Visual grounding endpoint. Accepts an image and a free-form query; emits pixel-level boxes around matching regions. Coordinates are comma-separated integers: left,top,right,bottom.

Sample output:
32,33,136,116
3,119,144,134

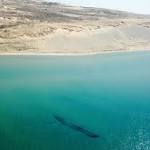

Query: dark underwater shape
53,115,99,138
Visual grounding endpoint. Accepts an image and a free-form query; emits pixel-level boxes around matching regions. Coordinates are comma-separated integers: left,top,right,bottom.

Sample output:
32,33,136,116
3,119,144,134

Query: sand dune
30,25,150,53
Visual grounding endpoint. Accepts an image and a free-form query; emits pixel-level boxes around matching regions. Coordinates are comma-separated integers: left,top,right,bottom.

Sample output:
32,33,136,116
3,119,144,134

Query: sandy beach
0,49,150,56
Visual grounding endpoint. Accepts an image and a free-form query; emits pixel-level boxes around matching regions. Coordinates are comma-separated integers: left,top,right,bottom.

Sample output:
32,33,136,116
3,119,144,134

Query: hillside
0,0,150,54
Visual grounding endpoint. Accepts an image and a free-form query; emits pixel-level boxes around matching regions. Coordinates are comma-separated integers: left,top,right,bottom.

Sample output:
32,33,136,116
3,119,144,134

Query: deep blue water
0,51,150,150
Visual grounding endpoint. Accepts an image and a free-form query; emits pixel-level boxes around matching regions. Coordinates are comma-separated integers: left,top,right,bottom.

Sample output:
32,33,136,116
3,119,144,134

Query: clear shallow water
0,51,150,150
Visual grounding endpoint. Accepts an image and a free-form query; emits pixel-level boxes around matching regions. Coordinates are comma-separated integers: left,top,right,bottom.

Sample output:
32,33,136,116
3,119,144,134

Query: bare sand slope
30,25,150,53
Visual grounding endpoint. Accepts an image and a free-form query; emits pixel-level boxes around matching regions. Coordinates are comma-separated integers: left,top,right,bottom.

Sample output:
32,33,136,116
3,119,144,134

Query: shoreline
0,49,150,56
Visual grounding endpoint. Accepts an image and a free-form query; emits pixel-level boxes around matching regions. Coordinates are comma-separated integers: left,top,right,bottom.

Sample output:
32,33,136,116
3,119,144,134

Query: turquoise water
0,51,150,150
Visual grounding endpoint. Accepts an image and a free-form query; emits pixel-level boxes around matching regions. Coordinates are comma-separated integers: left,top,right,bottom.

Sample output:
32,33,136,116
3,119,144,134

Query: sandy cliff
0,0,150,54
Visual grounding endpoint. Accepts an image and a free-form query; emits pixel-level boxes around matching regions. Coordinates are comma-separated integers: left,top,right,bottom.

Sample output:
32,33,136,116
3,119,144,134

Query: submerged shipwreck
53,115,99,138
